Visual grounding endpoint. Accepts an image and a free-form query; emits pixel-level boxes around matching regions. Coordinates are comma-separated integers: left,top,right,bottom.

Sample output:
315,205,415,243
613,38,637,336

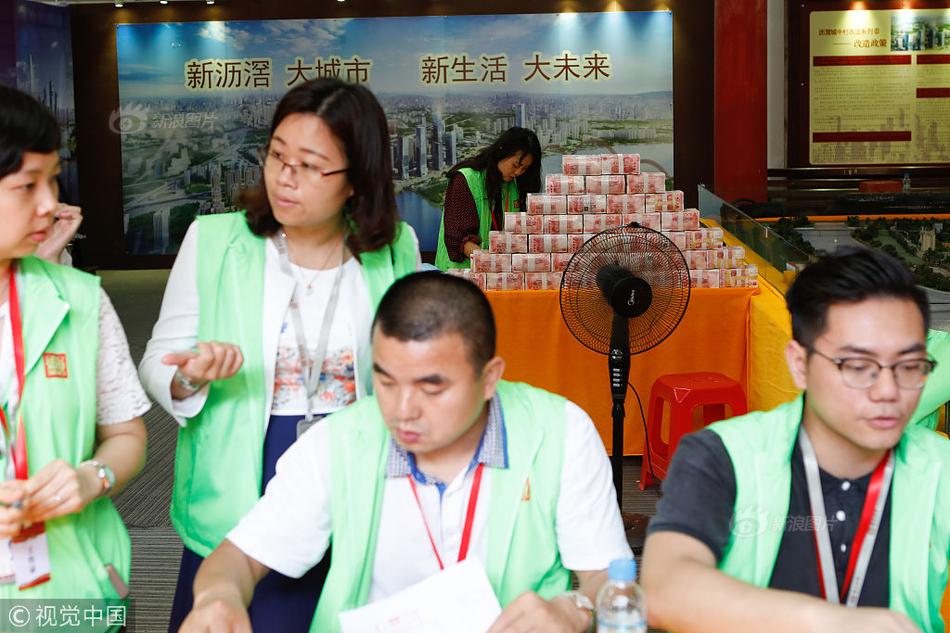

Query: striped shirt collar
386,393,508,485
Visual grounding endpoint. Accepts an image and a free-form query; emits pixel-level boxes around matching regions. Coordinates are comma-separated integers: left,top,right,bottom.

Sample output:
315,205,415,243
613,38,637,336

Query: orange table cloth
486,288,757,455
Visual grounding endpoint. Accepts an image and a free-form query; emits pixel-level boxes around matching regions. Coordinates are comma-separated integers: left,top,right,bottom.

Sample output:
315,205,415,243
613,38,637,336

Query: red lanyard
407,462,485,570
0,265,29,480
800,428,893,606
837,454,889,601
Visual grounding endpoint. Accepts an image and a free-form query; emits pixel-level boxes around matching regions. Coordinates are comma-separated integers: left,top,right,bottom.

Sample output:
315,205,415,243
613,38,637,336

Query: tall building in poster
392,134,412,180
211,163,223,212
415,125,427,177
444,131,457,167
431,115,446,170
432,137,444,171
515,103,526,128
154,207,170,254
401,136,412,179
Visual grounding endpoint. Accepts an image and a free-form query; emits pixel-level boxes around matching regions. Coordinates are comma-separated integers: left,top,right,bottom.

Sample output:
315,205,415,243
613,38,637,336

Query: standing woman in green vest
435,127,541,270
138,79,420,632
0,86,148,615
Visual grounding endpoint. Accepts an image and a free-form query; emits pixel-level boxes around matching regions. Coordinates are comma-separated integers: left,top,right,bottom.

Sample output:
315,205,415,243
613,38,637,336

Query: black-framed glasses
257,147,348,185
810,348,937,390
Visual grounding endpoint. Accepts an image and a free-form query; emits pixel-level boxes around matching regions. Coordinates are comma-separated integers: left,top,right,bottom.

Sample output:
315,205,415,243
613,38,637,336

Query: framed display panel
790,1,950,167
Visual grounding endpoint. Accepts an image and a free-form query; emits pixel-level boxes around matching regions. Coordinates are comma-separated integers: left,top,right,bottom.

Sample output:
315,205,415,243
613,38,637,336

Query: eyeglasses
810,348,937,390
257,147,348,185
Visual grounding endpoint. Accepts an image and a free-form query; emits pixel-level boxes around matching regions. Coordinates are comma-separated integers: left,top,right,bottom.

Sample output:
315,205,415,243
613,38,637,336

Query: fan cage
559,224,691,356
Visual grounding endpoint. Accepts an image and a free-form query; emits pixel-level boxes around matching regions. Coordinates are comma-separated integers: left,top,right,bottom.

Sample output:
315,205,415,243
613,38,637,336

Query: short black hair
786,246,930,348
0,85,60,180
372,272,496,370
243,78,397,255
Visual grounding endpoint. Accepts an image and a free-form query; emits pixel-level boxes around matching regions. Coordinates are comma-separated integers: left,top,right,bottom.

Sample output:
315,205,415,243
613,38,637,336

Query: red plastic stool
639,372,747,490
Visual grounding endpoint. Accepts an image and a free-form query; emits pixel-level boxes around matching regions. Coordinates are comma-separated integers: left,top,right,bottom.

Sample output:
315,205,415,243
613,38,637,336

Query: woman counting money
435,127,541,270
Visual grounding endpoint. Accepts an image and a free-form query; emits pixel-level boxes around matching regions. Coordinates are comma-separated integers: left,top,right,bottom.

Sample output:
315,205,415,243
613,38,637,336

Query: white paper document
339,558,502,633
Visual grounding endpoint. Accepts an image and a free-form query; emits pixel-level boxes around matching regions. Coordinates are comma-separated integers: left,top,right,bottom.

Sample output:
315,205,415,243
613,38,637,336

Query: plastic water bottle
903,173,911,192
596,559,647,633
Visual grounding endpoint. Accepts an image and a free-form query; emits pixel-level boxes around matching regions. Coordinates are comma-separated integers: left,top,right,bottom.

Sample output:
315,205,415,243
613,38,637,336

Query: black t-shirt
647,429,891,606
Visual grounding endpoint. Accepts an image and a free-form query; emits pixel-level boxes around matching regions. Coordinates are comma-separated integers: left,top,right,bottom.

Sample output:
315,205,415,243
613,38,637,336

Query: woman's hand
23,460,101,524
463,239,482,257
0,481,27,538
163,341,244,399
35,204,83,263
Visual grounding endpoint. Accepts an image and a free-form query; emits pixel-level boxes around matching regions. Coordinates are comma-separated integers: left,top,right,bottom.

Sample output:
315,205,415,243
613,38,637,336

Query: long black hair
0,85,60,179
243,78,397,255
447,126,541,219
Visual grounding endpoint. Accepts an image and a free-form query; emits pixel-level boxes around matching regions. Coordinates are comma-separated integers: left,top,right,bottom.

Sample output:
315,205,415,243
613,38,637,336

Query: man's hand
487,591,591,633
179,588,252,633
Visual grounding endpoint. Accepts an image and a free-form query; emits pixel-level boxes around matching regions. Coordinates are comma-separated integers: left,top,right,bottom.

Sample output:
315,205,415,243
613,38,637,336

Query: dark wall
71,0,714,269
0,0,16,86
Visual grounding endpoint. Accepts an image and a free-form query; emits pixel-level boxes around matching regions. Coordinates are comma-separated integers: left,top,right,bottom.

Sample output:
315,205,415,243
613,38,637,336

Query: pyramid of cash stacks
446,153,759,291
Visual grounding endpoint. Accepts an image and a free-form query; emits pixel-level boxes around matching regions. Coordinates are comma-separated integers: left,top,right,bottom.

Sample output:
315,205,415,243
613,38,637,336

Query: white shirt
227,400,633,602
271,258,368,416
139,220,419,426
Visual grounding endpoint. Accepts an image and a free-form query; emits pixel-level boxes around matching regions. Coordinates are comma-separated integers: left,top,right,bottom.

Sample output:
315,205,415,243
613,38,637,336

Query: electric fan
559,223,691,508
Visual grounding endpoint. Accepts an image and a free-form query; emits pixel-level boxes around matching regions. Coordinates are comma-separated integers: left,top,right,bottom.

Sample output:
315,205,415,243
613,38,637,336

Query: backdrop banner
115,11,673,255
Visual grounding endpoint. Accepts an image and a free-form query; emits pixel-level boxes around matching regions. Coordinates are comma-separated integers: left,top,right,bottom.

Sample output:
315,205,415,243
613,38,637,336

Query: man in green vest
178,271,632,633
642,247,950,633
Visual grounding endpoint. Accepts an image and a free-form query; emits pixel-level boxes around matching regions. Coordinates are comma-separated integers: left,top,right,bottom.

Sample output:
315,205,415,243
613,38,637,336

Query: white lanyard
798,428,893,607
274,231,345,423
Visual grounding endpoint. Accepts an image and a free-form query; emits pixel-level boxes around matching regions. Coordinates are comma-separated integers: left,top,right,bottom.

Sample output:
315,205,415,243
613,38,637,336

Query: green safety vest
710,395,950,632
171,212,418,556
310,380,571,633
912,329,950,429
2,257,130,625
435,167,519,270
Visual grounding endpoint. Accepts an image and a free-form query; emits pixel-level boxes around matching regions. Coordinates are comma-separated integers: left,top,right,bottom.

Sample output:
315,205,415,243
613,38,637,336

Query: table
486,288,759,455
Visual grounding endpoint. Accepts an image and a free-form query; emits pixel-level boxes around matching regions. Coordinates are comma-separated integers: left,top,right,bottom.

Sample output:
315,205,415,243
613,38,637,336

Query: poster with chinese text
809,9,950,165
116,12,673,255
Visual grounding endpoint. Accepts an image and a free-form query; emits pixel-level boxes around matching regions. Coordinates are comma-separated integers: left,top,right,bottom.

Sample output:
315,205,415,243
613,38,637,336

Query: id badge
10,522,51,590
0,538,14,584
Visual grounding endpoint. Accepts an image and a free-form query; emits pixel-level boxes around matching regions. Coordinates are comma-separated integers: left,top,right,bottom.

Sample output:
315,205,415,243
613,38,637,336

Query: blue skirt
167,414,330,632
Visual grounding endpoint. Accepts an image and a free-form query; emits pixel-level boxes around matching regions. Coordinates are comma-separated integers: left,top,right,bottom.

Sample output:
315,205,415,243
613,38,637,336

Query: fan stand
608,314,650,552
560,227,691,554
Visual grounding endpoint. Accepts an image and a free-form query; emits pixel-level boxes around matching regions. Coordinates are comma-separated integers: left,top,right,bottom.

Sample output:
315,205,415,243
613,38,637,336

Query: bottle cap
608,558,636,582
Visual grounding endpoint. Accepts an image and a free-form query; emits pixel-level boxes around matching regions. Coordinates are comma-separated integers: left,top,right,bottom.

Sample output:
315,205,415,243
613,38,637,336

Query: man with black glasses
642,247,949,633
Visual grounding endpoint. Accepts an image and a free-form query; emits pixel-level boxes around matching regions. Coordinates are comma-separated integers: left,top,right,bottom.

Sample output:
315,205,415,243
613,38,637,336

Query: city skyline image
116,11,673,254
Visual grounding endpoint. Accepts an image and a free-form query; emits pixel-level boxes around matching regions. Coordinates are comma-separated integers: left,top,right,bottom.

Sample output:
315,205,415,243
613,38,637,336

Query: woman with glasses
435,126,541,270
139,79,420,632
0,86,148,613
